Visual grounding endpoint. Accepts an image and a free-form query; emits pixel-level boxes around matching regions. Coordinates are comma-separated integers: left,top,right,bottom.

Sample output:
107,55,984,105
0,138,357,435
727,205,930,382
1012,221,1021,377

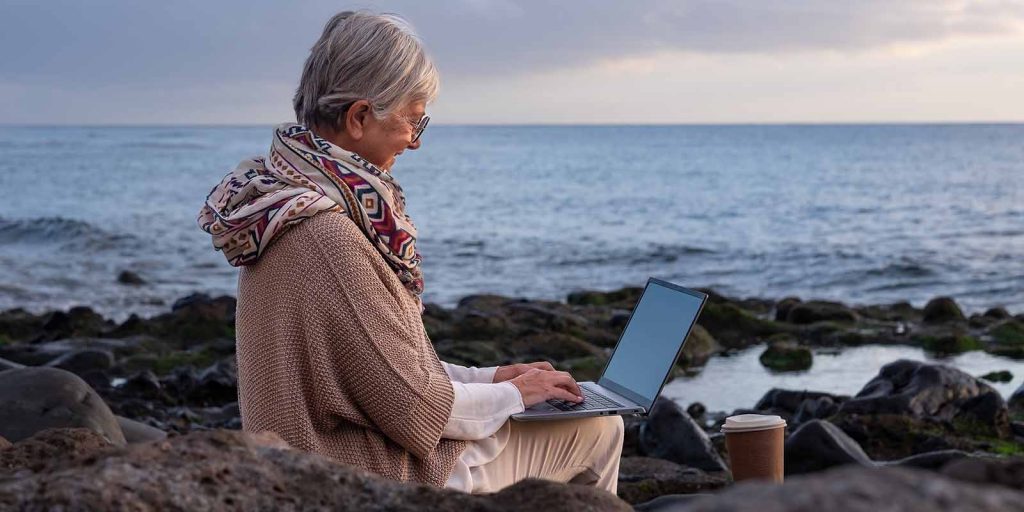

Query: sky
1,0,1023,124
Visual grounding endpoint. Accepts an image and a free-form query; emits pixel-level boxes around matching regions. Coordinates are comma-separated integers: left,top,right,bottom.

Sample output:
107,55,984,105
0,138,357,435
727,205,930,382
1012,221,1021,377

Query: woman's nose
407,138,421,151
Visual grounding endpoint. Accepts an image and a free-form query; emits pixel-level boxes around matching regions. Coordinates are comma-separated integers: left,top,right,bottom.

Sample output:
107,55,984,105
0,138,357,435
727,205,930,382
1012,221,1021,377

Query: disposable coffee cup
721,414,787,483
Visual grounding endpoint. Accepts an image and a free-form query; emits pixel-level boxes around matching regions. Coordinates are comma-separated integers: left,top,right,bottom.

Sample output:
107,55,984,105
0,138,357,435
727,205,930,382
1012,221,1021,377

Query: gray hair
293,11,439,129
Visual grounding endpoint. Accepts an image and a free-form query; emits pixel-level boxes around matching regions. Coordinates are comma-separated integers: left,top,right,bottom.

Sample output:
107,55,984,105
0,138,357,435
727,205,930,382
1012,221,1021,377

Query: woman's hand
493,361,556,383
509,369,584,407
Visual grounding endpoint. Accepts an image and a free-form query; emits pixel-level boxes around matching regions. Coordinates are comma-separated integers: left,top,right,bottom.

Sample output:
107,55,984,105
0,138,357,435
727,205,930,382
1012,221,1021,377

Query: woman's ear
344,100,373,141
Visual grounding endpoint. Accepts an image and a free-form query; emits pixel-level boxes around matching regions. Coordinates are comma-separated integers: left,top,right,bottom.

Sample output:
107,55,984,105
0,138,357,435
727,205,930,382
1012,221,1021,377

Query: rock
984,307,1011,320
988,320,1024,346
1010,383,1024,415
39,306,112,341
676,325,721,367
116,270,146,285
887,450,970,471
116,416,167,443
637,397,728,472
0,356,24,371
784,420,872,475
0,436,9,450
792,396,842,426
754,389,848,414
118,370,166,400
0,307,46,343
941,456,1024,491
676,465,1024,512
567,287,644,308
838,360,1009,437
785,301,857,325
634,494,708,512
0,428,114,473
434,339,505,367
922,297,965,324
0,367,126,446
774,297,801,322
686,403,707,423
919,332,983,354
43,348,115,374
980,370,1013,383
504,332,602,361
759,341,812,372
161,358,238,406
0,429,633,511
616,456,727,505
450,308,510,340
697,302,788,348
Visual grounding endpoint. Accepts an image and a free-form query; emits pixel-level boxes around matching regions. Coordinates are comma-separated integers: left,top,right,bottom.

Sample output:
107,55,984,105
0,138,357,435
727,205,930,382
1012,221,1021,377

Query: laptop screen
598,279,705,410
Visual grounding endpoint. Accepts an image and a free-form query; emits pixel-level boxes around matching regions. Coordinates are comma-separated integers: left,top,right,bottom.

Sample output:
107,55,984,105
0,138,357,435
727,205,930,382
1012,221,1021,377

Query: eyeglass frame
338,100,430,144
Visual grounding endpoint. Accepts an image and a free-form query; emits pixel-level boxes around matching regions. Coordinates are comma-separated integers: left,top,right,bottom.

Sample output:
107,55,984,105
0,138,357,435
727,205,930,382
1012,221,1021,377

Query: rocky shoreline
2,287,1024,510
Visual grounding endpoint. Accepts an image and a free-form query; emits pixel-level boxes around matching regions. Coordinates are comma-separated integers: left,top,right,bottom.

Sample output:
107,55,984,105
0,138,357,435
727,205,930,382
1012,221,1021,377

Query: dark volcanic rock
785,301,857,325
759,340,812,372
116,270,147,285
0,367,126,446
44,348,115,375
616,457,727,505
116,416,167,443
784,420,872,475
636,397,728,472
773,297,801,322
697,302,788,348
0,428,114,473
922,296,966,324
984,307,1012,320
980,370,1013,383
753,389,847,426
838,360,1009,437
39,306,112,342
1010,383,1024,415
941,456,1024,491
677,465,1024,512
0,429,632,511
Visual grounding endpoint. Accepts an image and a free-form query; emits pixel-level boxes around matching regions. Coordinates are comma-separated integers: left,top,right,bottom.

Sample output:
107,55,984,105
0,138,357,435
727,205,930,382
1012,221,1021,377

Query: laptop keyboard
547,387,625,411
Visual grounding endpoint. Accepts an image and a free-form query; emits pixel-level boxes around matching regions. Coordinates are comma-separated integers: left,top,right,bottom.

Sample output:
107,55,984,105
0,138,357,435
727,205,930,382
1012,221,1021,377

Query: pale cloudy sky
2,0,1023,124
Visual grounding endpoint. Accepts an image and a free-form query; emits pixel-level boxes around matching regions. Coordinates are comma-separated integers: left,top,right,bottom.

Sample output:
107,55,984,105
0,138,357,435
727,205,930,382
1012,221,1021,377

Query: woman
198,10,623,494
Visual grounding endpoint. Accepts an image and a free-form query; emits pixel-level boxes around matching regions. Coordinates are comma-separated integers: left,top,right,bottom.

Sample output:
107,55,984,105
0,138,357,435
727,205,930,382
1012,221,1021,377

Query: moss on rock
759,341,813,372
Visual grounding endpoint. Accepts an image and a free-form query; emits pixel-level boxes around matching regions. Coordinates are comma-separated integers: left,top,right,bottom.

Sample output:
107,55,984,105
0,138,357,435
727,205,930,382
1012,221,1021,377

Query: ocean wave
0,216,137,251
553,244,715,266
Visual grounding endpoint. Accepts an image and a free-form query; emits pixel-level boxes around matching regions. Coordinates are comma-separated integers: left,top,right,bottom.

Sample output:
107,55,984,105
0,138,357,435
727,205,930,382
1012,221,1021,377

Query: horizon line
3,120,1024,128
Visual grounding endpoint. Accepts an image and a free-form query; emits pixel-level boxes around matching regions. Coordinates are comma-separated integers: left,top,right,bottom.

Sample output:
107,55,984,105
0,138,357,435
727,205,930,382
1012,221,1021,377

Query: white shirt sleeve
442,381,525,440
441,361,499,384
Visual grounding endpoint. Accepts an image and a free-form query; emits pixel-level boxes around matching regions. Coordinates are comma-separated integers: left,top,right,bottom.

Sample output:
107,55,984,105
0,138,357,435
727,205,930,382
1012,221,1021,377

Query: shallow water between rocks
662,344,1024,413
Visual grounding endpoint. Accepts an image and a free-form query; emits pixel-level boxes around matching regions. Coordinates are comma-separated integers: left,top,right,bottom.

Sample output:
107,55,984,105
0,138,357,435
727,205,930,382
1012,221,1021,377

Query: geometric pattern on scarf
198,123,424,296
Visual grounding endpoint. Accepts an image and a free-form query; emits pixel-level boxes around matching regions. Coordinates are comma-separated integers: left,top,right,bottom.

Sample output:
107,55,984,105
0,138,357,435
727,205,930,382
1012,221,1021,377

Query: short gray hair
293,11,439,129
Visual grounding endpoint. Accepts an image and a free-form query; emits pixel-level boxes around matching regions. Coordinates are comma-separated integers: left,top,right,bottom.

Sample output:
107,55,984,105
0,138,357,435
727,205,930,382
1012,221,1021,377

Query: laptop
512,278,707,421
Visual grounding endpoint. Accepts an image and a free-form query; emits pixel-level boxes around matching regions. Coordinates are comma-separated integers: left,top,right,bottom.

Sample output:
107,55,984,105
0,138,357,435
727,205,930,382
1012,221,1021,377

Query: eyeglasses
403,113,430,144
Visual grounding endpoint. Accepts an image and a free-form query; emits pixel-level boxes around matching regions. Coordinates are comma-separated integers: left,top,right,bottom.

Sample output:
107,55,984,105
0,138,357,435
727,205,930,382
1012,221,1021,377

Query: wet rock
988,319,1024,347
838,360,1009,437
792,396,843,426
686,403,707,424
116,416,167,443
759,340,812,372
832,413,955,461
1010,383,1024,415
504,332,602,361
434,339,505,367
980,370,1013,383
755,389,849,415
984,307,1011,320
161,358,238,406
43,348,115,375
116,270,146,285
918,332,983,354
922,296,965,324
150,293,236,345
506,301,589,334
567,287,643,308
677,325,721,367
785,301,857,325
773,297,801,322
785,420,872,475
0,308,46,344
941,456,1024,491
450,308,510,340
560,354,607,382
0,367,126,446
887,450,970,471
677,465,1024,512
637,397,728,472
39,306,112,341
118,369,166,400
616,456,727,504
0,428,114,473
697,302,788,348
0,429,633,511
0,356,24,371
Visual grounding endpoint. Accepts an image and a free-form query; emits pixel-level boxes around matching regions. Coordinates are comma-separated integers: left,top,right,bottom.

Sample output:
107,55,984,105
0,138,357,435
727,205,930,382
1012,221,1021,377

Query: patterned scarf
198,123,424,296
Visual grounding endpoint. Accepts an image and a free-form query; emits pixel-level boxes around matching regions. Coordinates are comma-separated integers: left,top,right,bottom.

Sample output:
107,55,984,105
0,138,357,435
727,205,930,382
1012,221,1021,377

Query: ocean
1,124,1022,321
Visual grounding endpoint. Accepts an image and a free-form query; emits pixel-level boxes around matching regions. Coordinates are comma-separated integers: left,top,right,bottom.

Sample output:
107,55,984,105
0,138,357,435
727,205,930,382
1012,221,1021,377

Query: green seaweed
920,335,983,354
990,321,1024,346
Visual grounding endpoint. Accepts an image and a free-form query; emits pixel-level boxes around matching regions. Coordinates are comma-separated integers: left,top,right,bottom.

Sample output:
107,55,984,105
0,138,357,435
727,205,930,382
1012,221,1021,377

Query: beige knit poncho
235,212,466,486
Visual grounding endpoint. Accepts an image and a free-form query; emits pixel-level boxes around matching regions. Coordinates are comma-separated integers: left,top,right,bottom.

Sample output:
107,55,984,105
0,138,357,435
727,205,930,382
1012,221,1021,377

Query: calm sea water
1,124,1022,321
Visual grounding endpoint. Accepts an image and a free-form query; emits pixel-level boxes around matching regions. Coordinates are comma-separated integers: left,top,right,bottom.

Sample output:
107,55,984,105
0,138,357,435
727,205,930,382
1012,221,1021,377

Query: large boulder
784,420,872,475
753,389,848,426
636,398,728,472
941,456,1024,491
677,465,1024,512
838,360,1009,437
0,367,126,446
676,325,721,368
0,429,632,511
759,340,812,372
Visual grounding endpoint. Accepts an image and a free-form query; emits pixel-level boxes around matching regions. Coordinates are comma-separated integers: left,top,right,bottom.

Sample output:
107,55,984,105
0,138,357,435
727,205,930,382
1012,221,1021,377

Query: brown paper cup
722,414,786,483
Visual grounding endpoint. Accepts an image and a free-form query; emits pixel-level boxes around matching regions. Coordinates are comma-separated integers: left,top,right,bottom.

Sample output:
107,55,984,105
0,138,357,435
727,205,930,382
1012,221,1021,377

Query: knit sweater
235,212,466,486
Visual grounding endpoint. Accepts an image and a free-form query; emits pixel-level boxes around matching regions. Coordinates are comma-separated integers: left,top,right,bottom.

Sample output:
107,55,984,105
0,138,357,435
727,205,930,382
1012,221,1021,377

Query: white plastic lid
720,414,786,433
